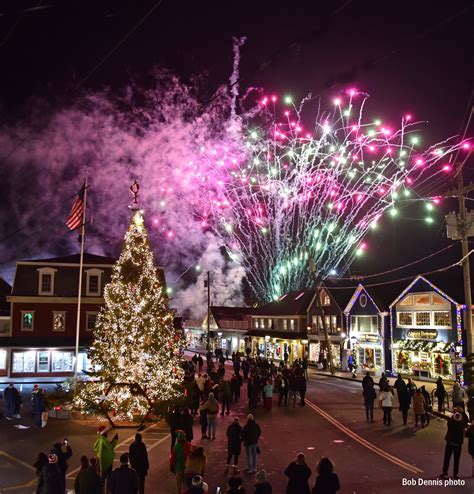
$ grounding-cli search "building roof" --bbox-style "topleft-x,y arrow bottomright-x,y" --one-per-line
0,278 -> 11,316
18,253 -> 117,265
323,279 -> 359,311
253,290 -> 316,316
210,306 -> 257,322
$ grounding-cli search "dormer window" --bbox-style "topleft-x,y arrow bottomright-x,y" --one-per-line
86,269 -> 103,296
37,267 -> 57,295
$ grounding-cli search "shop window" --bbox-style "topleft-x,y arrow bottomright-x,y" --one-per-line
51,351 -> 74,372
12,351 -> 36,373
0,349 -> 6,369
398,312 -> 412,326
374,348 -> 382,367
21,311 -> 34,331
53,312 -> 66,332
358,347 -> 365,364
37,267 -> 56,295
0,317 -> 10,336
399,295 -> 413,306
432,294 -> 448,305
414,294 -> 430,306
37,351 -> 50,373
434,311 -> 450,327
415,311 -> 431,326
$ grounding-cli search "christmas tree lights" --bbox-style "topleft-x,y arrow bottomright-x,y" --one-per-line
74,209 -> 184,422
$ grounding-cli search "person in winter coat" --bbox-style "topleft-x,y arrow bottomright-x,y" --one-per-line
108,453 -> 139,494
263,381 -> 273,410
378,372 -> 388,390
242,359 -> 250,381
184,446 -> 207,488
128,433 -> 149,494
440,412 -> 465,479
220,379 -> 232,416
181,408 -> 194,443
33,388 -> 46,428
184,475 -> 209,494
420,385 -> 431,425
242,414 -> 261,473
452,383 -> 466,410
169,406 -> 183,450
230,373 -> 243,403
288,374 -> 298,408
170,430 -> 191,494
413,389 -> 426,427
394,375 -> 407,396
74,458 -> 102,494
284,453 -> 312,494
33,452 -> 48,477
466,419 -> 474,478
199,407 -> 208,440
94,426 -> 118,483
51,440 -> 72,482
227,476 -> 246,494
226,417 -> 243,474
201,392 -> 219,440
254,469 -> 272,494
278,375 -> 289,407
3,383 -> 17,419
435,377 -> 447,412
406,378 -> 417,403
363,381 -> 377,422
362,372 -> 374,391
298,376 -> 307,406
37,454 -> 64,494
398,387 -> 411,426
312,457 -> 340,494
378,386 -> 394,426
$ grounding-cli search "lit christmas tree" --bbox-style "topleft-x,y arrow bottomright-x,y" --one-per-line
75,204 -> 184,423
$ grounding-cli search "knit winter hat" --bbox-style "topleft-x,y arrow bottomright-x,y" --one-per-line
97,425 -> 108,435
192,475 -> 203,487
48,454 -> 58,464
255,470 -> 267,482
453,412 -> 462,421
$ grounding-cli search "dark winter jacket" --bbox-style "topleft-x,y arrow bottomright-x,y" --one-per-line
37,464 -> 65,494
363,387 -> 376,405
284,462 -> 312,494
362,375 -> 374,390
226,421 -> 243,452
169,411 -> 183,432
398,390 -> 411,411
74,466 -> 102,494
445,416 -> 465,446
181,413 -> 194,442
255,482 -> 272,494
242,420 -> 261,446
394,377 -> 407,394
129,439 -> 149,477
52,444 -> 72,475
312,473 -> 340,494
3,385 -> 16,403
108,465 -> 139,494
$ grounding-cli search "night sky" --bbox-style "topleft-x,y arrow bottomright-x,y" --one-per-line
0,0 -> 473,289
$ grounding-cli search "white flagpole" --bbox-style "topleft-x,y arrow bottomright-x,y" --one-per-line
74,176 -> 88,379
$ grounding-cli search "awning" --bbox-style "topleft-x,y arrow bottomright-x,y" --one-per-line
391,340 -> 455,353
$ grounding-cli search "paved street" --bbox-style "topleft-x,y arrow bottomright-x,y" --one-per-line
0,370 -> 472,493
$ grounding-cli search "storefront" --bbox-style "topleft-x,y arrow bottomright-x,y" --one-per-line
308,337 -> 341,368
351,334 -> 384,376
249,334 -> 307,363
215,333 -> 247,354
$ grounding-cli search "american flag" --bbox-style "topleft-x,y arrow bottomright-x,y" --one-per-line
66,184 -> 85,231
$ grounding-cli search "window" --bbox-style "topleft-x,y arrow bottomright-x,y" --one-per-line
37,267 -> 57,295
399,295 -> 412,306
53,312 -> 66,332
283,319 -> 288,330
0,349 -> 6,370
51,351 -> 74,372
37,351 -> 50,373
331,315 -> 337,330
12,351 -> 36,373
415,311 -> 430,326
86,269 -> 103,296
359,294 -> 367,307
254,319 -> 259,329
352,315 -> 378,333
290,319 -> 295,330
324,315 -> 331,329
434,311 -> 450,327
375,349 -> 383,367
414,294 -> 430,306
0,317 -> 10,336
260,318 -> 265,329
21,311 -> 34,331
432,294 -> 447,305
320,290 -> 331,306
398,312 -> 412,326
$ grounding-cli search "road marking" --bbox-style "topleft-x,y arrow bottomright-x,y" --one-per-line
0,451 -> 37,491
305,399 -> 424,475
310,378 -> 359,392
